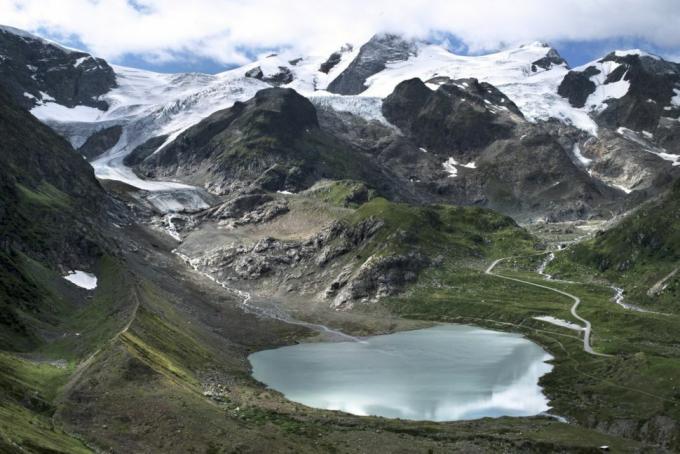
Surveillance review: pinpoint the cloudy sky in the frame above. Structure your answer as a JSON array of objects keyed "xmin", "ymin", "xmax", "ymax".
[{"xmin": 2, "ymin": 0, "xmax": 679, "ymax": 72}]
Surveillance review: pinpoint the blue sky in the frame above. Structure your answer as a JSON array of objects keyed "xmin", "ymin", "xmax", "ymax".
[{"xmin": 3, "ymin": 0, "xmax": 679, "ymax": 74}]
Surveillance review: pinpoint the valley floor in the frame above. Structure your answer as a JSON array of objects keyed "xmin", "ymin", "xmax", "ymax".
[{"xmin": 2, "ymin": 191, "xmax": 679, "ymax": 453}]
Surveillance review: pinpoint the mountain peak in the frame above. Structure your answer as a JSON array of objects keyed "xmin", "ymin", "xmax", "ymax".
[{"xmin": 326, "ymin": 32, "xmax": 418, "ymax": 95}]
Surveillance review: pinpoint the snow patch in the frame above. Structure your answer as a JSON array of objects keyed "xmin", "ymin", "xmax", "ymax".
[
  {"xmin": 612, "ymin": 184, "xmax": 633, "ymax": 194},
  {"xmin": 442, "ymin": 157, "xmax": 459, "ymax": 177},
  {"xmin": 31, "ymin": 102, "xmax": 104, "ymax": 122},
  {"xmin": 671, "ymin": 88, "xmax": 680, "ymax": 107},
  {"xmin": 533, "ymin": 316, "xmax": 583, "ymax": 331},
  {"xmin": 39, "ymin": 91, "xmax": 55, "ymax": 102},
  {"xmin": 63, "ymin": 270, "xmax": 98, "ymax": 290},
  {"xmin": 309, "ymin": 94, "xmax": 389, "ymax": 125},
  {"xmin": 581, "ymin": 60, "xmax": 630, "ymax": 114},
  {"xmin": 616, "ymin": 127, "xmax": 680, "ymax": 166},
  {"xmin": 613, "ymin": 49, "xmax": 658, "ymax": 59},
  {"xmin": 572, "ymin": 144, "xmax": 592, "ymax": 166},
  {"xmin": 73, "ymin": 56, "xmax": 89, "ymax": 67},
  {"xmin": 358, "ymin": 42, "xmax": 598, "ymax": 134}
]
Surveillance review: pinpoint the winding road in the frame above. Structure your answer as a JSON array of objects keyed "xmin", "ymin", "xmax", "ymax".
[{"xmin": 485, "ymin": 257, "xmax": 610, "ymax": 357}]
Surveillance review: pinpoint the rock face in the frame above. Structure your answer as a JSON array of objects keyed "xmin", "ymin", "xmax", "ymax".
[
  {"xmin": 559, "ymin": 52, "xmax": 680, "ymax": 132},
  {"xmin": 0, "ymin": 25, "xmax": 116, "ymax": 110},
  {"xmin": 531, "ymin": 47, "xmax": 567, "ymax": 72},
  {"xmin": 557, "ymin": 67, "xmax": 599, "ymax": 108},
  {"xmin": 0, "ymin": 84, "xmax": 115, "ymax": 347},
  {"xmin": 383, "ymin": 77, "xmax": 522, "ymax": 159},
  {"xmin": 596, "ymin": 53, "xmax": 680, "ymax": 132},
  {"xmin": 134, "ymin": 87, "xmax": 398, "ymax": 198},
  {"xmin": 319, "ymin": 52, "xmax": 342, "ymax": 73},
  {"xmin": 78, "ymin": 125, "xmax": 123, "ymax": 160},
  {"xmin": 123, "ymin": 134, "xmax": 169, "ymax": 167},
  {"xmin": 328, "ymin": 252, "xmax": 428, "ymax": 309},
  {"xmin": 245, "ymin": 65, "xmax": 294, "ymax": 85},
  {"xmin": 327, "ymin": 33, "xmax": 417, "ymax": 95}
]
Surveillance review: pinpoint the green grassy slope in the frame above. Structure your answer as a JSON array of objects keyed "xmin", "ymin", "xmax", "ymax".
[{"xmin": 549, "ymin": 179, "xmax": 680, "ymax": 313}]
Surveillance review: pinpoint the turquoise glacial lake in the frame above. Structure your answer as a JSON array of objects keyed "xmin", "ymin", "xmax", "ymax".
[{"xmin": 249, "ymin": 324, "xmax": 553, "ymax": 421}]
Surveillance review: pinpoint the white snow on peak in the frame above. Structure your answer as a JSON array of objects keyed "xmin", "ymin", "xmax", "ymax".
[
  {"xmin": 613, "ymin": 49, "xmax": 658, "ymax": 59},
  {"xmin": 358, "ymin": 41, "xmax": 599, "ymax": 135},
  {"xmin": 63, "ymin": 270, "xmax": 98, "ymax": 290},
  {"xmin": 22, "ymin": 33, "xmax": 665, "ymax": 205},
  {"xmin": 0, "ymin": 24, "xmax": 83, "ymax": 54}
]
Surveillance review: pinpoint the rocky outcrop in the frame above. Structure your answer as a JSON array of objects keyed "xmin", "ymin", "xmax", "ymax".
[
  {"xmin": 559, "ymin": 52, "xmax": 680, "ymax": 132},
  {"xmin": 319, "ymin": 52, "xmax": 342, "ymax": 74},
  {"xmin": 78, "ymin": 125, "xmax": 122, "ymax": 160},
  {"xmin": 207, "ymin": 194, "xmax": 289, "ymax": 226},
  {"xmin": 531, "ymin": 47, "xmax": 567, "ymax": 72},
  {"xmin": 327, "ymin": 33, "xmax": 417, "ymax": 95},
  {"xmin": 596, "ymin": 53, "xmax": 680, "ymax": 132},
  {"xmin": 245, "ymin": 65, "xmax": 294, "ymax": 85},
  {"xmin": 328, "ymin": 252, "xmax": 429, "ymax": 309},
  {"xmin": 383, "ymin": 77, "xmax": 522, "ymax": 159},
  {"xmin": 134, "ymin": 87, "xmax": 397, "ymax": 198},
  {"xmin": 0, "ymin": 26, "xmax": 116, "ymax": 110},
  {"xmin": 557, "ymin": 67, "xmax": 599, "ymax": 108}
]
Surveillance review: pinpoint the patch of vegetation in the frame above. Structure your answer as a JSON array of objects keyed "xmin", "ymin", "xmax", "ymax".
[
  {"xmin": 16, "ymin": 182, "xmax": 72, "ymax": 209},
  {"xmin": 344, "ymin": 197, "xmax": 536, "ymax": 259},
  {"xmin": 0, "ymin": 353, "xmax": 90, "ymax": 453},
  {"xmin": 304, "ymin": 180, "xmax": 375, "ymax": 208},
  {"xmin": 548, "ymin": 180, "xmax": 680, "ymax": 313},
  {"xmin": 382, "ymin": 248, "xmax": 680, "ymax": 450}
]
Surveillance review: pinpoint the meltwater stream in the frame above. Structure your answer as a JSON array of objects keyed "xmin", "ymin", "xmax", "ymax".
[{"xmin": 250, "ymin": 324, "xmax": 553, "ymax": 421}]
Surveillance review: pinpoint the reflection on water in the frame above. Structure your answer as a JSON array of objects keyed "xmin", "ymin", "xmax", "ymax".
[{"xmin": 249, "ymin": 324, "xmax": 553, "ymax": 421}]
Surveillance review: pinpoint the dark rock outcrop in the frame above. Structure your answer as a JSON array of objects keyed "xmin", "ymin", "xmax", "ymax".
[
  {"xmin": 531, "ymin": 47, "xmax": 567, "ymax": 72},
  {"xmin": 559, "ymin": 52, "xmax": 680, "ymax": 132},
  {"xmin": 78, "ymin": 125, "xmax": 122, "ymax": 160},
  {"xmin": 0, "ymin": 26, "xmax": 116, "ymax": 110},
  {"xmin": 319, "ymin": 52, "xmax": 342, "ymax": 74},
  {"xmin": 135, "ymin": 87, "xmax": 396, "ymax": 197},
  {"xmin": 557, "ymin": 67, "xmax": 599, "ymax": 108},
  {"xmin": 244, "ymin": 65, "xmax": 293, "ymax": 85},
  {"xmin": 596, "ymin": 53, "xmax": 680, "ymax": 131},
  {"xmin": 383, "ymin": 77, "xmax": 522, "ymax": 158},
  {"xmin": 123, "ymin": 134, "xmax": 168, "ymax": 167}
]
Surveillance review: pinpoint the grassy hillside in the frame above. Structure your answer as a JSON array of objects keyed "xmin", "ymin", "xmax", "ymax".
[{"xmin": 548, "ymin": 179, "xmax": 680, "ymax": 313}]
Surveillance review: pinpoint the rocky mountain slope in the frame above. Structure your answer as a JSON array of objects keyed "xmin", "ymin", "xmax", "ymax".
[
  {"xmin": 0, "ymin": 25, "xmax": 116, "ymax": 111},
  {"xmin": 1, "ymin": 26, "xmax": 678, "ymax": 221},
  {"xmin": 2, "ymin": 23, "xmax": 680, "ymax": 453},
  {"xmin": 0, "ymin": 83, "xmax": 119, "ymax": 351},
  {"xmin": 0, "ymin": 73, "xmax": 635, "ymax": 454}
]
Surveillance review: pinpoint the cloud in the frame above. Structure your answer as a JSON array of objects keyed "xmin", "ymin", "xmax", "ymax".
[{"xmin": 2, "ymin": 0, "xmax": 679, "ymax": 66}]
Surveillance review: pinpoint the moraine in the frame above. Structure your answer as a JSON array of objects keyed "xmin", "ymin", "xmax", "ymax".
[{"xmin": 249, "ymin": 324, "xmax": 553, "ymax": 421}]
